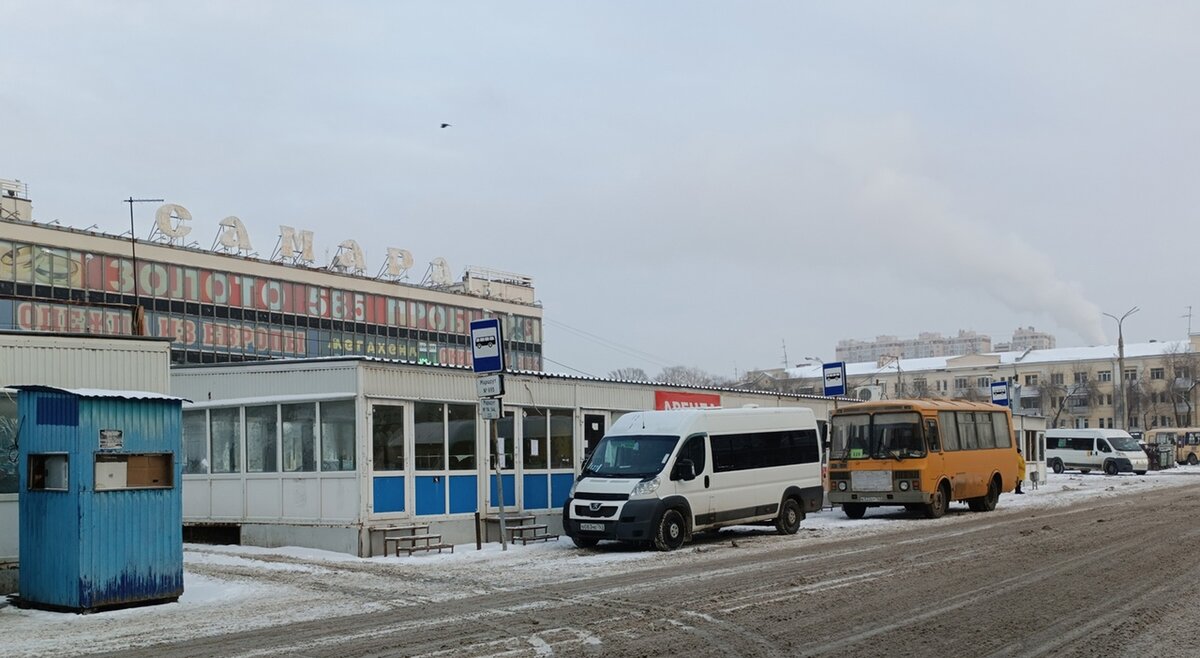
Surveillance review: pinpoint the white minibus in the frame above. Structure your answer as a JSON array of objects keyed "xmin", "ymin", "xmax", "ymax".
[
  {"xmin": 1045, "ymin": 429, "xmax": 1148, "ymax": 476},
  {"xmin": 562, "ymin": 407, "xmax": 823, "ymax": 551}
]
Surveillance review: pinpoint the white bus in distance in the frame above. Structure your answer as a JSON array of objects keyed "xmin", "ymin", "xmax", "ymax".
[
  {"xmin": 1045, "ymin": 429, "xmax": 1149, "ymax": 476},
  {"xmin": 562, "ymin": 407, "xmax": 823, "ymax": 551}
]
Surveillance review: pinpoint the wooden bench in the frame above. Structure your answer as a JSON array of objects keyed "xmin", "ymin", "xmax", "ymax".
[
  {"xmin": 484, "ymin": 514, "xmax": 534, "ymax": 543},
  {"xmin": 506, "ymin": 522, "xmax": 558, "ymax": 545},
  {"xmin": 378, "ymin": 523, "xmax": 454, "ymax": 557}
]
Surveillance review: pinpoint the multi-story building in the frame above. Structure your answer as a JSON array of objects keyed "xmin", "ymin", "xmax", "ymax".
[
  {"xmin": 836, "ymin": 327, "xmax": 1058, "ymax": 364},
  {"xmin": 835, "ymin": 330, "xmax": 992, "ymax": 363},
  {"xmin": 995, "ymin": 326, "xmax": 1057, "ymax": 352},
  {"xmin": 758, "ymin": 336, "xmax": 1200, "ymax": 432},
  {"xmin": 0, "ymin": 182, "xmax": 544, "ymax": 369}
]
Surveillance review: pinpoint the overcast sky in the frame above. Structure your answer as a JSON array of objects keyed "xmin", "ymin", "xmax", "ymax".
[{"xmin": 5, "ymin": 2, "xmax": 1199, "ymax": 379}]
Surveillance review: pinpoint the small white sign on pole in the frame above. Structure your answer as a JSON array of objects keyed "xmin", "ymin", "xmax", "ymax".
[
  {"xmin": 477, "ymin": 374, "xmax": 504, "ymax": 398},
  {"xmin": 480, "ymin": 397, "xmax": 501, "ymax": 420}
]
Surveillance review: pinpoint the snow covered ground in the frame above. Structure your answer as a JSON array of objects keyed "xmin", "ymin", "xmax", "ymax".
[{"xmin": 4, "ymin": 466, "xmax": 1198, "ymax": 657}]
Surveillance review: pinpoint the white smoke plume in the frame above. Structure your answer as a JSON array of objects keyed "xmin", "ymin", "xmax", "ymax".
[{"xmin": 854, "ymin": 169, "xmax": 1108, "ymax": 345}]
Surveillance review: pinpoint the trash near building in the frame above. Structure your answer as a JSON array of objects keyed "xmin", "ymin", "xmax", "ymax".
[{"xmin": 170, "ymin": 357, "xmax": 838, "ymax": 557}]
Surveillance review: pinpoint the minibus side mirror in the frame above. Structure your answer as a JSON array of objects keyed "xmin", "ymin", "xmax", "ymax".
[{"xmin": 673, "ymin": 459, "xmax": 696, "ymax": 481}]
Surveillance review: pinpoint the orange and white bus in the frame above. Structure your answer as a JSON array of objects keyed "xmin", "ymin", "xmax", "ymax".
[
  {"xmin": 1143, "ymin": 427, "xmax": 1200, "ymax": 465},
  {"xmin": 827, "ymin": 399, "xmax": 1019, "ymax": 519}
]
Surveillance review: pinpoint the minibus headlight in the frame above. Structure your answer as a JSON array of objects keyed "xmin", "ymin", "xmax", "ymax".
[
  {"xmin": 631, "ymin": 476, "xmax": 661, "ymax": 497},
  {"xmin": 568, "ymin": 479, "xmax": 579, "ymax": 498},
  {"xmin": 837, "ymin": 481, "xmax": 848, "ymax": 492},
  {"xmin": 898, "ymin": 480, "xmax": 910, "ymax": 491}
]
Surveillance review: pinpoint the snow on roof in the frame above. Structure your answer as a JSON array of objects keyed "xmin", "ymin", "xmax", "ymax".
[
  {"xmin": 8, "ymin": 385, "xmax": 190, "ymax": 402},
  {"xmin": 786, "ymin": 340, "xmax": 1191, "ymax": 380}
]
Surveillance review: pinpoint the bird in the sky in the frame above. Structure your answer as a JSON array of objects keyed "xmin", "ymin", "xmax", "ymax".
[{"xmin": 440, "ymin": 123, "xmax": 452, "ymax": 128}]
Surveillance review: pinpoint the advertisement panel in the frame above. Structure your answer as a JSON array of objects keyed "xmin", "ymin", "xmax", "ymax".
[{"xmin": 654, "ymin": 391, "xmax": 722, "ymax": 410}]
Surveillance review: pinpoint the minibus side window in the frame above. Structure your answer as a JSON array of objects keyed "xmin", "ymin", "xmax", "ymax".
[
  {"xmin": 676, "ymin": 434, "xmax": 706, "ymax": 478},
  {"xmin": 1098, "ymin": 440, "xmax": 1112, "ymax": 453}
]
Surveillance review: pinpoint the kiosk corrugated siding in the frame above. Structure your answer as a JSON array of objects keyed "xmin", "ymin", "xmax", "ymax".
[
  {"xmin": 78, "ymin": 397, "xmax": 183, "ymax": 609},
  {"xmin": 18, "ymin": 390, "xmax": 183, "ymax": 610},
  {"xmin": 17, "ymin": 391, "xmax": 85, "ymax": 608}
]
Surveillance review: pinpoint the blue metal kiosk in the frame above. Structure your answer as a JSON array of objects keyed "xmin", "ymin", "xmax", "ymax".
[{"xmin": 14, "ymin": 386, "xmax": 186, "ymax": 613}]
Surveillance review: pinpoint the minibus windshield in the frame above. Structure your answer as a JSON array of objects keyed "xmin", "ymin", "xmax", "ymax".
[
  {"xmin": 582, "ymin": 435, "xmax": 679, "ymax": 478},
  {"xmin": 831, "ymin": 412, "xmax": 925, "ymax": 460},
  {"xmin": 1109, "ymin": 436, "xmax": 1142, "ymax": 452}
]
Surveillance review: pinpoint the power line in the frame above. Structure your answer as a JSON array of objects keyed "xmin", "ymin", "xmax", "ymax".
[
  {"xmin": 544, "ymin": 319, "xmax": 678, "ymax": 369},
  {"xmin": 540, "ymin": 356, "xmax": 597, "ymax": 378}
]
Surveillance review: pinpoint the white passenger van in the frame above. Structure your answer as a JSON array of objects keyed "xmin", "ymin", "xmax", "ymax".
[
  {"xmin": 1045, "ymin": 429, "xmax": 1149, "ymax": 476},
  {"xmin": 562, "ymin": 407, "xmax": 823, "ymax": 551}
]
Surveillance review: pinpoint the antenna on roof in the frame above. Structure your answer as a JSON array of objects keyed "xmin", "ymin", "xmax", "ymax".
[{"xmin": 1185, "ymin": 306, "xmax": 1193, "ymax": 335}]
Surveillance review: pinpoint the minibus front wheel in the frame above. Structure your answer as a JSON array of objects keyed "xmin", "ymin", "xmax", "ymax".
[
  {"xmin": 775, "ymin": 498, "xmax": 803, "ymax": 535},
  {"xmin": 572, "ymin": 536, "xmax": 599, "ymax": 549},
  {"xmin": 653, "ymin": 509, "xmax": 688, "ymax": 551}
]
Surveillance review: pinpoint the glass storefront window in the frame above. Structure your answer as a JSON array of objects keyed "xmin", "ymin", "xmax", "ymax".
[
  {"xmin": 245, "ymin": 405, "xmax": 278, "ymax": 473},
  {"xmin": 414, "ymin": 402, "xmax": 445, "ymax": 470},
  {"xmin": 210, "ymin": 407, "xmax": 241, "ymax": 473},
  {"xmin": 372, "ymin": 405, "xmax": 405, "ymax": 471},
  {"xmin": 320, "ymin": 400, "xmax": 356, "ymax": 472},
  {"xmin": 522, "ymin": 408, "xmax": 548, "ymax": 469},
  {"xmin": 281, "ymin": 403, "xmax": 316, "ymax": 472},
  {"xmin": 182, "ymin": 410, "xmax": 208, "ymax": 474},
  {"xmin": 492, "ymin": 411, "xmax": 516, "ymax": 471},
  {"xmin": 0, "ymin": 240, "xmax": 13, "ymax": 283},
  {"xmin": 1, "ymin": 391, "xmax": 18, "ymax": 494},
  {"xmin": 550, "ymin": 408, "xmax": 574, "ymax": 469},
  {"xmin": 448, "ymin": 403, "xmax": 476, "ymax": 470}
]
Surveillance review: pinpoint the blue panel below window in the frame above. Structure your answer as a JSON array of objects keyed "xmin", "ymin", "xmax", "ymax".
[
  {"xmin": 523, "ymin": 474, "xmax": 549, "ymax": 510},
  {"xmin": 372, "ymin": 476, "xmax": 405, "ymax": 513},
  {"xmin": 449, "ymin": 475, "xmax": 477, "ymax": 514},
  {"xmin": 550, "ymin": 473, "xmax": 574, "ymax": 508},
  {"xmin": 489, "ymin": 473, "xmax": 515, "ymax": 508},
  {"xmin": 415, "ymin": 476, "xmax": 446, "ymax": 516}
]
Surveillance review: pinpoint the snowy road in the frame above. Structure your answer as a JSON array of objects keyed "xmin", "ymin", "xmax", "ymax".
[{"xmin": 6, "ymin": 468, "xmax": 1200, "ymax": 657}]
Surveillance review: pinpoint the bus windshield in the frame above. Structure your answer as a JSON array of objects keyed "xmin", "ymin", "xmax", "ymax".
[
  {"xmin": 1109, "ymin": 436, "xmax": 1142, "ymax": 452},
  {"xmin": 582, "ymin": 435, "xmax": 679, "ymax": 478},
  {"xmin": 831, "ymin": 412, "xmax": 925, "ymax": 460}
]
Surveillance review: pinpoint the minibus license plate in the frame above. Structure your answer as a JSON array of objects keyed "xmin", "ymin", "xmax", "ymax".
[{"xmin": 580, "ymin": 522, "xmax": 605, "ymax": 532}]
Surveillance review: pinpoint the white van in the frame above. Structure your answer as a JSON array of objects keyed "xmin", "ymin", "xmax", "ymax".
[
  {"xmin": 562, "ymin": 407, "xmax": 823, "ymax": 551},
  {"xmin": 1045, "ymin": 429, "xmax": 1149, "ymax": 476}
]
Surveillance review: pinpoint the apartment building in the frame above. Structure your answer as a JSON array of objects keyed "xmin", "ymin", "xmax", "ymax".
[{"xmin": 765, "ymin": 335, "xmax": 1200, "ymax": 432}]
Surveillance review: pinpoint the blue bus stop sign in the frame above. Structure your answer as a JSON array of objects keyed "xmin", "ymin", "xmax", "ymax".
[
  {"xmin": 823, "ymin": 362, "xmax": 847, "ymax": 397},
  {"xmin": 991, "ymin": 381, "xmax": 1010, "ymax": 406},
  {"xmin": 470, "ymin": 318, "xmax": 505, "ymax": 374}
]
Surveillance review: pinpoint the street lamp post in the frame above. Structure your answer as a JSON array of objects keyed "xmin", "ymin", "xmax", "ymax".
[{"xmin": 1103, "ymin": 306, "xmax": 1140, "ymax": 431}]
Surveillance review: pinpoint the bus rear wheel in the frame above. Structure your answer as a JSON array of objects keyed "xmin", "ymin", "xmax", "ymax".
[
  {"xmin": 1051, "ymin": 459, "xmax": 1065, "ymax": 474},
  {"xmin": 775, "ymin": 498, "xmax": 803, "ymax": 535},
  {"xmin": 653, "ymin": 509, "xmax": 687, "ymax": 551},
  {"xmin": 968, "ymin": 477, "xmax": 999, "ymax": 512},
  {"xmin": 842, "ymin": 503, "xmax": 867, "ymax": 520},
  {"xmin": 1188, "ymin": 453, "xmax": 1198, "ymax": 466},
  {"xmin": 924, "ymin": 482, "xmax": 949, "ymax": 519}
]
